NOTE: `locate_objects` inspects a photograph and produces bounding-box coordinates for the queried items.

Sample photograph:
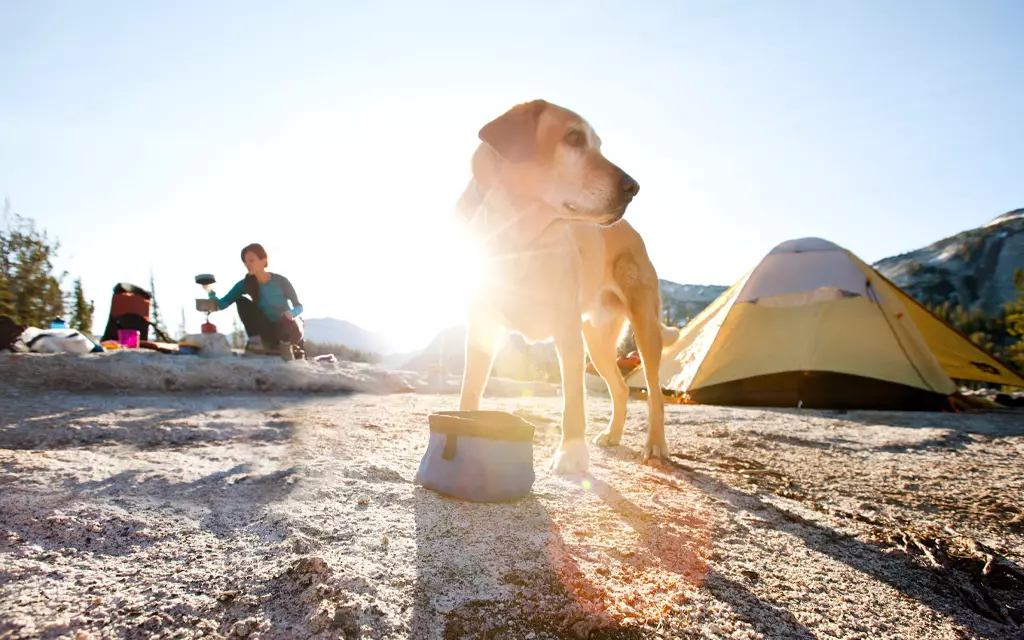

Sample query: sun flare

[401,214,492,336]
[438,221,492,306]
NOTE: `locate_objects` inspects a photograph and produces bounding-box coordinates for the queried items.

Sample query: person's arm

[278,275,303,318]
[208,279,245,311]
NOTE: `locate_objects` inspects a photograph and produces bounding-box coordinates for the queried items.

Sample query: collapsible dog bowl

[415,410,536,502]
[117,329,140,348]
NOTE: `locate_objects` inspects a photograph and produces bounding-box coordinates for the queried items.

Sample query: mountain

[398,325,466,373]
[873,208,1024,315]
[398,325,562,380]
[658,281,729,324]
[302,317,394,354]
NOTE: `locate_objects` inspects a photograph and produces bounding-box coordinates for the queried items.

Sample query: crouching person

[206,243,305,360]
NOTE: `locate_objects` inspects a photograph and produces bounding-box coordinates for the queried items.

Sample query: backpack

[0,315,25,351]
[100,282,174,343]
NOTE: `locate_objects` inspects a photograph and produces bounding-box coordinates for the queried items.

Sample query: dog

[454,99,679,475]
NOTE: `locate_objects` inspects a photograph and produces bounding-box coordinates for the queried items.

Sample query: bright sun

[353,209,490,352]
[426,216,489,314]
[309,170,493,353]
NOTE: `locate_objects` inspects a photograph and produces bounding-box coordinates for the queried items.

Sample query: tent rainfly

[628,237,1024,410]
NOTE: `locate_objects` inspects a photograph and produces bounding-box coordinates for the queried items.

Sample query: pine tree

[69,278,95,335]
[660,293,673,326]
[1005,268,1024,369]
[0,231,14,319]
[968,331,995,355]
[954,304,969,332]
[149,269,170,339]
[178,305,188,341]
[230,316,246,349]
[149,270,159,327]
[1,200,16,319]
[0,200,66,327]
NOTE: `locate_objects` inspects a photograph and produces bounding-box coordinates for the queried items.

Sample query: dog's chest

[481,243,582,341]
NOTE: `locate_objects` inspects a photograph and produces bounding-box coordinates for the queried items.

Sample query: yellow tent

[629,237,1024,409]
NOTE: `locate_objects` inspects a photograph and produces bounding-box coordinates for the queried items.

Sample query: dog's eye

[564,130,586,148]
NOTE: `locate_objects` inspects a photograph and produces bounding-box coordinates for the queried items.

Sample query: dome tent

[627,237,1024,410]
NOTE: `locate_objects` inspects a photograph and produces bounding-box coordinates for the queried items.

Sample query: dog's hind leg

[583,315,630,447]
[459,313,502,411]
[629,290,670,465]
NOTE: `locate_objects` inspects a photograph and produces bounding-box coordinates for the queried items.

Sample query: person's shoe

[279,342,294,361]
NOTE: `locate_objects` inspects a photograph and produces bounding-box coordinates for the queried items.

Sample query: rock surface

[0,389,1021,638]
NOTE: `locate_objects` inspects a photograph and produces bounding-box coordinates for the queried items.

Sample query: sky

[2,0,1022,353]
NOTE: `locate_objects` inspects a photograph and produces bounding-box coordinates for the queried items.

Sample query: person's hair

[241,243,268,263]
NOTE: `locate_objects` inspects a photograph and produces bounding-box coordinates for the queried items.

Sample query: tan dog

[455,99,679,475]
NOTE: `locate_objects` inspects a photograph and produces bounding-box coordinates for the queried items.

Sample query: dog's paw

[549,440,590,475]
[592,428,622,447]
[642,439,670,466]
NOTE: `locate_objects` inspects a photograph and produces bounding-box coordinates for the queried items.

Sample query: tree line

[925,269,1024,372]
[1,200,93,333]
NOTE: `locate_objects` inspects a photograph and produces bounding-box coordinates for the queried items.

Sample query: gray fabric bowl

[414,411,536,502]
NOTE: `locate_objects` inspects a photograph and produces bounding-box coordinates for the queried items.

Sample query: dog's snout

[620,173,639,199]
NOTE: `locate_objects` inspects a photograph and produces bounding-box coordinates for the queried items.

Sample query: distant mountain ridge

[302,317,393,354]
[873,208,1024,315]
[658,281,729,325]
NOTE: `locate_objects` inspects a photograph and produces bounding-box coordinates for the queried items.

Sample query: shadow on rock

[0,391,308,450]
[663,456,1020,637]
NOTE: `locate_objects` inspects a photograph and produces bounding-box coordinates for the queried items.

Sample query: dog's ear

[478,100,548,163]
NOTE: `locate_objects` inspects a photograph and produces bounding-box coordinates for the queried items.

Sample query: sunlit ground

[543,466,712,630]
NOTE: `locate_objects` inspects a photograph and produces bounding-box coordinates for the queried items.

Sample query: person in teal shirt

[206,243,304,356]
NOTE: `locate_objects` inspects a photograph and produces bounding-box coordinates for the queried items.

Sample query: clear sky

[2,1,1022,353]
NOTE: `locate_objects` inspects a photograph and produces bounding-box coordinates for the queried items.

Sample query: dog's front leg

[458,311,502,411]
[549,328,589,475]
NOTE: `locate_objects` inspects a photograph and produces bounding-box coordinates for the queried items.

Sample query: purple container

[117,329,140,348]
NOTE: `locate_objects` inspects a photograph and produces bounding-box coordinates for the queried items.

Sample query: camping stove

[194,274,218,333]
